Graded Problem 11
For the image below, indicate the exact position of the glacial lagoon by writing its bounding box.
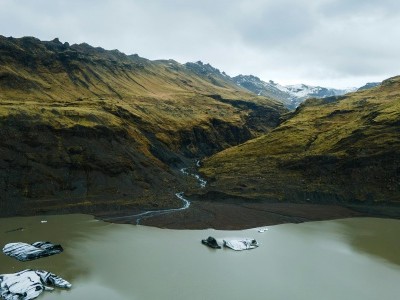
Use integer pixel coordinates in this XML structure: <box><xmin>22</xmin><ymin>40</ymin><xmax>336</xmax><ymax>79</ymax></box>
<box><xmin>1</xmin><ymin>215</ymin><xmax>399</xmax><ymax>300</ymax></box>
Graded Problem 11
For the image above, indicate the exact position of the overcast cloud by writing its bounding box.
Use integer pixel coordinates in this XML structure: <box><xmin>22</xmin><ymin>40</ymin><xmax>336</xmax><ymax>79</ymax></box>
<box><xmin>1</xmin><ymin>0</ymin><xmax>399</xmax><ymax>88</ymax></box>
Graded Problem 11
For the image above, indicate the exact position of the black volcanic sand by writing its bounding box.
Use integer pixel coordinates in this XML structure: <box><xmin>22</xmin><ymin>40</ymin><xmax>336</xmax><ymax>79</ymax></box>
<box><xmin>95</xmin><ymin>200</ymin><xmax>400</xmax><ymax>230</ymax></box>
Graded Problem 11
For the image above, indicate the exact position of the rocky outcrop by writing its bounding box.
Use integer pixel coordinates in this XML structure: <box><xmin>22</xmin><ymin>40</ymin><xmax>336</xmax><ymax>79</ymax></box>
<box><xmin>201</xmin><ymin>236</ymin><xmax>221</xmax><ymax>249</ymax></box>
<box><xmin>357</xmin><ymin>82</ymin><xmax>381</xmax><ymax>91</ymax></box>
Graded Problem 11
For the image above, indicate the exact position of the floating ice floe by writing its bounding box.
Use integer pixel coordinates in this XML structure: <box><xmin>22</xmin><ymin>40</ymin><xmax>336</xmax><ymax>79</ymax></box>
<box><xmin>201</xmin><ymin>237</ymin><xmax>259</xmax><ymax>251</ymax></box>
<box><xmin>0</xmin><ymin>269</ymin><xmax>71</xmax><ymax>300</ymax></box>
<box><xmin>223</xmin><ymin>239</ymin><xmax>259</xmax><ymax>251</ymax></box>
<box><xmin>2</xmin><ymin>242</ymin><xmax>63</xmax><ymax>261</ymax></box>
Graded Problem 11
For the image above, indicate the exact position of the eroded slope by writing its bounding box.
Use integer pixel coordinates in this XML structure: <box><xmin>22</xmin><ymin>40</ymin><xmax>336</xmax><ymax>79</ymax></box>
<box><xmin>200</xmin><ymin>76</ymin><xmax>400</xmax><ymax>204</ymax></box>
<box><xmin>0</xmin><ymin>36</ymin><xmax>285</xmax><ymax>216</ymax></box>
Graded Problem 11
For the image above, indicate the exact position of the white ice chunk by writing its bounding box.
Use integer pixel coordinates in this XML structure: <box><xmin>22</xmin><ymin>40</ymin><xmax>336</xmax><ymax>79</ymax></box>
<box><xmin>223</xmin><ymin>239</ymin><xmax>259</xmax><ymax>251</ymax></box>
<box><xmin>0</xmin><ymin>270</ymin><xmax>71</xmax><ymax>300</ymax></box>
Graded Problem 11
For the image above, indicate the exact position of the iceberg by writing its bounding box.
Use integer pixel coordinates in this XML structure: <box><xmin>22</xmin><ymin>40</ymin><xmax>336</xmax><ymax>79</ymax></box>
<box><xmin>2</xmin><ymin>241</ymin><xmax>63</xmax><ymax>261</ymax></box>
<box><xmin>0</xmin><ymin>269</ymin><xmax>71</xmax><ymax>300</ymax></box>
<box><xmin>223</xmin><ymin>239</ymin><xmax>259</xmax><ymax>251</ymax></box>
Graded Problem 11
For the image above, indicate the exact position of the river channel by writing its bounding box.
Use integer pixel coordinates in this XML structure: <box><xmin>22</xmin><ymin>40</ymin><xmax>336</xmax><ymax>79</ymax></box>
<box><xmin>0</xmin><ymin>215</ymin><xmax>399</xmax><ymax>300</ymax></box>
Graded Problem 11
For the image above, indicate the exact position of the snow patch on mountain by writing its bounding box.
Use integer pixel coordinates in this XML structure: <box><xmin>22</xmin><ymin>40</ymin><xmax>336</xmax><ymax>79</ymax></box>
<box><xmin>283</xmin><ymin>84</ymin><xmax>357</xmax><ymax>100</ymax></box>
<box><xmin>181</xmin><ymin>61</ymin><xmax>360</xmax><ymax>109</ymax></box>
<box><xmin>233</xmin><ymin>75</ymin><xmax>357</xmax><ymax>109</ymax></box>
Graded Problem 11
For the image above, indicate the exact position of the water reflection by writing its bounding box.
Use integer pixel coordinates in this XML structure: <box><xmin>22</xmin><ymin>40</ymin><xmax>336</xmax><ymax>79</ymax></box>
<box><xmin>337</xmin><ymin>218</ymin><xmax>400</xmax><ymax>266</ymax></box>
<box><xmin>0</xmin><ymin>215</ymin><xmax>109</xmax><ymax>282</ymax></box>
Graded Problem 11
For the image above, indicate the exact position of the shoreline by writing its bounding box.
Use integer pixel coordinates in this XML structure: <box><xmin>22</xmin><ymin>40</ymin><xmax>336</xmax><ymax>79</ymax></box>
<box><xmin>2</xmin><ymin>200</ymin><xmax>399</xmax><ymax>231</ymax></box>
<box><xmin>95</xmin><ymin>200</ymin><xmax>400</xmax><ymax>230</ymax></box>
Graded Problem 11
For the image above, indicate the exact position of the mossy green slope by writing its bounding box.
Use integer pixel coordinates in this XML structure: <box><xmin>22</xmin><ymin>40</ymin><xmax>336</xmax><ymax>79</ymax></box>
<box><xmin>201</xmin><ymin>76</ymin><xmax>400</xmax><ymax>203</ymax></box>
<box><xmin>0</xmin><ymin>36</ymin><xmax>285</xmax><ymax>216</ymax></box>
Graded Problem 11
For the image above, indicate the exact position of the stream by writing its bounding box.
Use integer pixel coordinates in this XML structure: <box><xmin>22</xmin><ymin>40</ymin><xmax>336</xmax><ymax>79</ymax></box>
<box><xmin>132</xmin><ymin>192</ymin><xmax>191</xmax><ymax>224</ymax></box>
<box><xmin>105</xmin><ymin>165</ymin><xmax>206</xmax><ymax>224</ymax></box>
<box><xmin>133</xmin><ymin>167</ymin><xmax>206</xmax><ymax>224</ymax></box>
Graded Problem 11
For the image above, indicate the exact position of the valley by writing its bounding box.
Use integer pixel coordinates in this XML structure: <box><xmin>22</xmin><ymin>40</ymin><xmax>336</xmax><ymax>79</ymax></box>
<box><xmin>0</xmin><ymin>35</ymin><xmax>284</xmax><ymax>218</ymax></box>
<box><xmin>0</xmin><ymin>35</ymin><xmax>399</xmax><ymax>227</ymax></box>
<box><xmin>2</xmin><ymin>2</ymin><xmax>400</xmax><ymax>300</ymax></box>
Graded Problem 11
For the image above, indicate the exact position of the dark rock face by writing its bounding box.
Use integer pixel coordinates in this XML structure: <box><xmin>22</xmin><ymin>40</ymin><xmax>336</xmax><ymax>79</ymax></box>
<box><xmin>201</xmin><ymin>236</ymin><xmax>221</xmax><ymax>249</ymax></box>
<box><xmin>177</xmin><ymin>120</ymin><xmax>253</xmax><ymax>158</ymax></box>
<box><xmin>2</xmin><ymin>242</ymin><xmax>63</xmax><ymax>261</ymax></box>
<box><xmin>0</xmin><ymin>269</ymin><xmax>71</xmax><ymax>300</ymax></box>
<box><xmin>0</xmin><ymin>122</ymin><xmax>180</xmax><ymax>216</ymax></box>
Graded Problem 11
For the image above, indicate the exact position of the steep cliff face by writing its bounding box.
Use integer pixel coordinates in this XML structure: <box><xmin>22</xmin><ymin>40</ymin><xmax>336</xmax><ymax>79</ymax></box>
<box><xmin>200</xmin><ymin>76</ymin><xmax>400</xmax><ymax>204</ymax></box>
<box><xmin>0</xmin><ymin>122</ymin><xmax>178</xmax><ymax>215</ymax></box>
<box><xmin>0</xmin><ymin>36</ymin><xmax>286</xmax><ymax>216</ymax></box>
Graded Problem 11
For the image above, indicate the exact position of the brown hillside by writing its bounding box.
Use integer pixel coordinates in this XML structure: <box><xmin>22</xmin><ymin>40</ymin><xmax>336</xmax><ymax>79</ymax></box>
<box><xmin>200</xmin><ymin>76</ymin><xmax>400</xmax><ymax>205</ymax></box>
<box><xmin>0</xmin><ymin>36</ymin><xmax>285</xmax><ymax>216</ymax></box>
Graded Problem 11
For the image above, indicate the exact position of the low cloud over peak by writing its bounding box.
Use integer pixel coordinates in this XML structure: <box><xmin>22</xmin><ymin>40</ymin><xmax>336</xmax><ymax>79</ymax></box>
<box><xmin>1</xmin><ymin>0</ymin><xmax>399</xmax><ymax>88</ymax></box>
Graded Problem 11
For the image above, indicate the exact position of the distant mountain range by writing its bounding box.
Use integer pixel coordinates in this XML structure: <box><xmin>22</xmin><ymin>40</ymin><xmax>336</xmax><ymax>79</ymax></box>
<box><xmin>232</xmin><ymin>74</ymin><xmax>358</xmax><ymax>109</ymax></box>
<box><xmin>182</xmin><ymin>63</ymin><xmax>380</xmax><ymax>109</ymax></box>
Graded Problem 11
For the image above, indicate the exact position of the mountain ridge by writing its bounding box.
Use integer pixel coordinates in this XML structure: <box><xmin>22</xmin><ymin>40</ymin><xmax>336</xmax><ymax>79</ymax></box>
<box><xmin>199</xmin><ymin>75</ymin><xmax>400</xmax><ymax>205</ymax></box>
<box><xmin>0</xmin><ymin>35</ymin><xmax>285</xmax><ymax>216</ymax></box>
<box><xmin>233</xmin><ymin>74</ymin><xmax>357</xmax><ymax>109</ymax></box>
<box><xmin>1</xmin><ymin>35</ymin><xmax>397</xmax><ymax>223</ymax></box>
<box><xmin>3</xmin><ymin>35</ymin><xmax>372</xmax><ymax>109</ymax></box>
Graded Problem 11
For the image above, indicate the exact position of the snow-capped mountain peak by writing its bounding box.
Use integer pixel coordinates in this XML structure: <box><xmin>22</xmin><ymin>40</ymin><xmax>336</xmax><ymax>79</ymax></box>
<box><xmin>233</xmin><ymin>74</ymin><xmax>357</xmax><ymax>109</ymax></box>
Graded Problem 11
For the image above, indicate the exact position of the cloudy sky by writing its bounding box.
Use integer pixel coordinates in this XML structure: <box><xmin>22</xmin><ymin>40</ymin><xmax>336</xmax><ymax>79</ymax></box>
<box><xmin>1</xmin><ymin>0</ymin><xmax>399</xmax><ymax>88</ymax></box>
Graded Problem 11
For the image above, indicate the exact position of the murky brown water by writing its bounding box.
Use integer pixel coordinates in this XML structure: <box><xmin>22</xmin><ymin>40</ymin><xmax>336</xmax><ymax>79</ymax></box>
<box><xmin>1</xmin><ymin>215</ymin><xmax>399</xmax><ymax>300</ymax></box>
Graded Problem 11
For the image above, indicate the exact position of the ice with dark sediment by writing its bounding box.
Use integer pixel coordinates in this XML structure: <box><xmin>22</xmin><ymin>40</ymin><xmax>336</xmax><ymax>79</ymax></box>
<box><xmin>2</xmin><ymin>241</ymin><xmax>63</xmax><ymax>261</ymax></box>
<box><xmin>0</xmin><ymin>269</ymin><xmax>71</xmax><ymax>300</ymax></box>
<box><xmin>201</xmin><ymin>236</ymin><xmax>222</xmax><ymax>249</ymax></box>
